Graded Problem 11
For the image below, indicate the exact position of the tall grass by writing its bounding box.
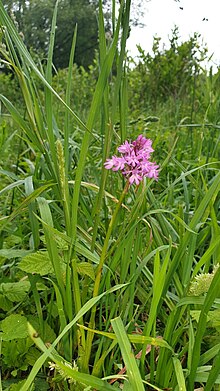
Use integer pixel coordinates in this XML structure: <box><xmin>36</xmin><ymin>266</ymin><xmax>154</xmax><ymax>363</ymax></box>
<box><xmin>0</xmin><ymin>0</ymin><xmax>220</xmax><ymax>390</ymax></box>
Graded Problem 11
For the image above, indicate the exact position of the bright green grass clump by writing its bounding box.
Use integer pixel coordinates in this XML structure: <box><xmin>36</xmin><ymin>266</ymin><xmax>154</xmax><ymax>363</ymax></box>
<box><xmin>0</xmin><ymin>1</ymin><xmax>220</xmax><ymax>390</ymax></box>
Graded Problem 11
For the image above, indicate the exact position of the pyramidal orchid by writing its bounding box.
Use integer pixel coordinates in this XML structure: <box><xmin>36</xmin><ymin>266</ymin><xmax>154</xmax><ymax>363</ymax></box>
<box><xmin>104</xmin><ymin>135</ymin><xmax>159</xmax><ymax>185</ymax></box>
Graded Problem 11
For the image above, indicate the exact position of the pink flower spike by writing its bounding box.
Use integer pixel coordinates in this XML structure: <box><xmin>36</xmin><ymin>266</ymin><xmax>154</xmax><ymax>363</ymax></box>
<box><xmin>104</xmin><ymin>135</ymin><xmax>159</xmax><ymax>185</ymax></box>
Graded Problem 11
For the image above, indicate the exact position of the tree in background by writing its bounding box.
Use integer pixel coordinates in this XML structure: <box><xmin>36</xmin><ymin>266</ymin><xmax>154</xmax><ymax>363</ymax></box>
<box><xmin>128</xmin><ymin>27</ymin><xmax>208</xmax><ymax>115</ymax></box>
<box><xmin>2</xmin><ymin>0</ymin><xmax>100</xmax><ymax>69</ymax></box>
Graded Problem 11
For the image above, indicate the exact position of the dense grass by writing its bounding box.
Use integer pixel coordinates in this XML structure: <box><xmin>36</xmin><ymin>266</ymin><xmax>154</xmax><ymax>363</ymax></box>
<box><xmin>0</xmin><ymin>1</ymin><xmax>220</xmax><ymax>390</ymax></box>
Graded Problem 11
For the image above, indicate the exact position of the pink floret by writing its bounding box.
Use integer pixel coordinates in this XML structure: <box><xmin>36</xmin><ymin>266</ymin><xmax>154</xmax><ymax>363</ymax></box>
<box><xmin>129</xmin><ymin>171</ymin><xmax>143</xmax><ymax>185</ymax></box>
<box><xmin>143</xmin><ymin>162</ymin><xmax>159</xmax><ymax>180</ymax></box>
<box><xmin>125</xmin><ymin>150</ymin><xmax>140</xmax><ymax>167</ymax></box>
<box><xmin>118</xmin><ymin>140</ymin><xmax>133</xmax><ymax>154</ymax></box>
<box><xmin>104</xmin><ymin>158</ymin><xmax>115</xmax><ymax>170</ymax></box>
<box><xmin>104</xmin><ymin>156</ymin><xmax>125</xmax><ymax>171</ymax></box>
<box><xmin>133</xmin><ymin>135</ymin><xmax>153</xmax><ymax>151</ymax></box>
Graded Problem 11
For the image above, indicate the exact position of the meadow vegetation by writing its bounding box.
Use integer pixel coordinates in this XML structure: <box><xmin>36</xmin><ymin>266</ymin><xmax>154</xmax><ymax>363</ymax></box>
<box><xmin>0</xmin><ymin>1</ymin><xmax>220</xmax><ymax>390</ymax></box>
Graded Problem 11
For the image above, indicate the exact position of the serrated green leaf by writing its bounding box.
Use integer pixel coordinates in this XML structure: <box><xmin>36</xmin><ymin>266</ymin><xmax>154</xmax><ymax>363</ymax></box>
<box><xmin>0</xmin><ymin>314</ymin><xmax>28</xmax><ymax>340</ymax></box>
<box><xmin>25</xmin><ymin>347</ymin><xmax>42</xmax><ymax>367</ymax></box>
<box><xmin>19</xmin><ymin>251</ymin><xmax>54</xmax><ymax>276</ymax></box>
<box><xmin>0</xmin><ymin>281</ymin><xmax>30</xmax><ymax>302</ymax></box>
<box><xmin>76</xmin><ymin>262</ymin><xmax>95</xmax><ymax>280</ymax></box>
<box><xmin>1</xmin><ymin>338</ymin><xmax>33</xmax><ymax>369</ymax></box>
<box><xmin>0</xmin><ymin>294</ymin><xmax>13</xmax><ymax>311</ymax></box>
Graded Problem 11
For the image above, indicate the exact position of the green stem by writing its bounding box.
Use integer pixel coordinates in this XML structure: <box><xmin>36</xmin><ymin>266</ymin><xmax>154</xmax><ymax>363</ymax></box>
<box><xmin>82</xmin><ymin>180</ymin><xmax>130</xmax><ymax>372</ymax></box>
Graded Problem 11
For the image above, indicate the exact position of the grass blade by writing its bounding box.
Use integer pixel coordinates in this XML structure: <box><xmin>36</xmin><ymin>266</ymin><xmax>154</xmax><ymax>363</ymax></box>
<box><xmin>172</xmin><ymin>356</ymin><xmax>187</xmax><ymax>391</ymax></box>
<box><xmin>111</xmin><ymin>316</ymin><xmax>145</xmax><ymax>391</ymax></box>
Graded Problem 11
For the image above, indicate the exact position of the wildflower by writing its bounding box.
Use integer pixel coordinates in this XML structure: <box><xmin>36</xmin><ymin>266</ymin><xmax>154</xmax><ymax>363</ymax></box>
<box><xmin>104</xmin><ymin>135</ymin><xmax>159</xmax><ymax>185</ymax></box>
<box><xmin>189</xmin><ymin>264</ymin><xmax>219</xmax><ymax>296</ymax></box>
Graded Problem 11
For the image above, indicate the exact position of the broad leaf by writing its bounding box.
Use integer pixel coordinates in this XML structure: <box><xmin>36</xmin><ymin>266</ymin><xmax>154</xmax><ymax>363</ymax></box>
<box><xmin>0</xmin><ymin>294</ymin><xmax>13</xmax><ymax>311</ymax></box>
<box><xmin>0</xmin><ymin>281</ymin><xmax>30</xmax><ymax>302</ymax></box>
<box><xmin>0</xmin><ymin>314</ymin><xmax>28</xmax><ymax>340</ymax></box>
<box><xmin>19</xmin><ymin>251</ymin><xmax>54</xmax><ymax>276</ymax></box>
<box><xmin>76</xmin><ymin>262</ymin><xmax>95</xmax><ymax>280</ymax></box>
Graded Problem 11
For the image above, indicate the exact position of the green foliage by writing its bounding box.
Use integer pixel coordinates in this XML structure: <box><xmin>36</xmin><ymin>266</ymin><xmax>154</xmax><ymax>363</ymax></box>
<box><xmin>0</xmin><ymin>73</ymin><xmax>23</xmax><ymax>108</ymax></box>
<box><xmin>52</xmin><ymin>62</ymin><xmax>98</xmax><ymax>122</ymax></box>
<box><xmin>1</xmin><ymin>314</ymin><xmax>28</xmax><ymax>340</ymax></box>
<box><xmin>18</xmin><ymin>251</ymin><xmax>53</xmax><ymax>276</ymax></box>
<box><xmin>76</xmin><ymin>261</ymin><xmax>95</xmax><ymax>281</ymax></box>
<box><xmin>128</xmin><ymin>26</ymin><xmax>208</xmax><ymax>119</ymax></box>
<box><xmin>0</xmin><ymin>0</ymin><xmax>220</xmax><ymax>390</ymax></box>
<box><xmin>3</xmin><ymin>378</ymin><xmax>49</xmax><ymax>391</ymax></box>
<box><xmin>0</xmin><ymin>280</ymin><xmax>30</xmax><ymax>302</ymax></box>
<box><xmin>2</xmin><ymin>338</ymin><xmax>33</xmax><ymax>374</ymax></box>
